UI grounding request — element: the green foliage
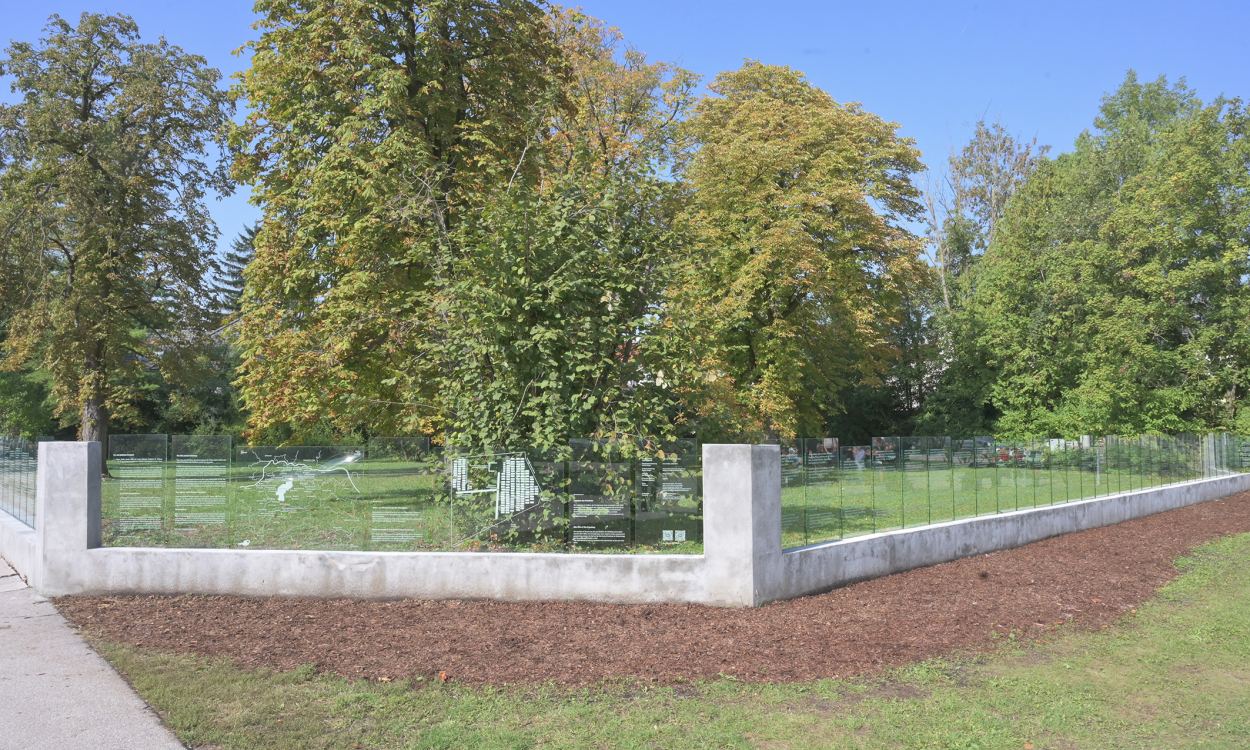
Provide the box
[211,225,256,321]
[233,3,697,451]
[432,10,697,451]
[967,73,1250,437]
[438,173,687,451]
[0,370,55,438]
[0,13,232,445]
[673,62,928,440]
[8,8,1240,445]
[231,0,567,442]
[919,120,1045,437]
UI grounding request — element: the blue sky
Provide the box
[3,0,1249,255]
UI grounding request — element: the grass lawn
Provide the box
[100,445,1215,554]
[781,463,1195,548]
[94,531,1250,749]
[101,452,704,555]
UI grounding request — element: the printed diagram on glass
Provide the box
[238,447,364,513]
[449,452,543,539]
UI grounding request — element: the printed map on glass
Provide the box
[449,452,547,543]
[232,446,365,549]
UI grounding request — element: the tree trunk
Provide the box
[80,393,111,477]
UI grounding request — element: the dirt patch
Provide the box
[57,493,1250,686]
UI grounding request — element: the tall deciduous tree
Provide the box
[673,62,928,440]
[918,121,1045,435]
[927,119,1047,311]
[433,10,698,450]
[231,0,565,439]
[0,13,231,448]
[969,73,1250,436]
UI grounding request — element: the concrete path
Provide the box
[0,562,183,750]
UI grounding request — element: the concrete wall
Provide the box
[0,510,36,582]
[772,471,1250,603]
[22,442,733,605]
[3,441,1248,607]
[59,547,706,603]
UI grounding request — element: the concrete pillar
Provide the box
[702,444,781,606]
[33,442,101,594]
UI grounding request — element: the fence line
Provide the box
[779,433,1249,549]
[101,434,703,553]
[13,441,1250,606]
[95,432,1250,555]
[0,436,38,528]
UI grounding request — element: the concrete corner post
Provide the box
[33,441,101,595]
[702,444,781,606]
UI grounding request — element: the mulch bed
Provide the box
[57,492,1250,686]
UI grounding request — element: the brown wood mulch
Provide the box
[57,492,1250,686]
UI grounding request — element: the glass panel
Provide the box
[900,437,929,527]
[951,438,975,518]
[567,439,632,549]
[802,438,839,544]
[231,445,366,550]
[522,448,569,550]
[929,437,955,524]
[171,435,231,547]
[105,434,168,545]
[361,437,447,551]
[0,436,37,527]
[975,436,994,515]
[1030,439,1043,506]
[1042,438,1056,505]
[1087,436,1100,497]
[839,444,873,537]
[872,437,903,531]
[635,438,702,550]
[779,440,806,547]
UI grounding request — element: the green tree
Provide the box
[211,225,256,320]
[0,13,232,448]
[926,119,1047,311]
[918,121,1046,436]
[969,73,1250,436]
[231,0,565,440]
[433,10,697,450]
[673,62,928,440]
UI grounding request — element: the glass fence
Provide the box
[102,435,702,553]
[98,432,1250,553]
[780,433,1250,549]
[0,436,38,528]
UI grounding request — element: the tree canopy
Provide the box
[3,7,1248,446]
[673,62,928,440]
[0,13,231,445]
[949,74,1250,437]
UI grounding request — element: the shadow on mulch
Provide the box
[57,493,1250,686]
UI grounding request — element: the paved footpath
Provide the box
[0,562,183,750]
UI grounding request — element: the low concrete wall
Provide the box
[61,548,708,603]
[769,471,1250,604]
[4,441,1249,607]
[24,442,725,605]
[0,510,36,582]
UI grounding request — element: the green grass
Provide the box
[101,455,704,555]
[99,449,1213,554]
[95,531,1250,749]
[781,462,1208,549]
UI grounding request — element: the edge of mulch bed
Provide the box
[57,492,1250,686]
